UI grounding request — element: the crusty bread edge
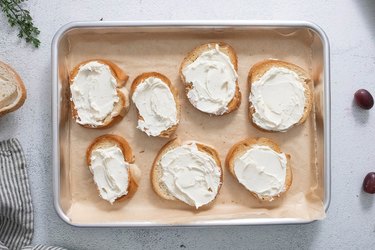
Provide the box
[248,59,313,132]
[130,72,180,138]
[0,61,27,116]
[86,134,138,202]
[69,59,129,129]
[179,42,241,115]
[151,138,223,208]
[225,137,292,201]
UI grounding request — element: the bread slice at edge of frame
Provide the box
[151,138,223,208]
[248,59,313,132]
[0,61,27,116]
[225,137,292,201]
[130,72,180,138]
[86,134,139,203]
[179,42,241,115]
[69,59,130,129]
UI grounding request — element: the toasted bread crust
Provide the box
[69,59,129,128]
[151,138,223,208]
[226,137,292,201]
[130,72,180,138]
[248,59,313,132]
[179,42,241,115]
[0,61,27,116]
[86,134,138,202]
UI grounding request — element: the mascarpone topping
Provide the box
[250,67,306,131]
[89,146,129,204]
[132,77,178,136]
[70,61,119,126]
[159,143,221,208]
[234,145,287,199]
[182,44,238,115]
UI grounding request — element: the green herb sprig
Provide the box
[0,0,40,48]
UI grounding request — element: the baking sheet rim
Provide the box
[51,20,331,227]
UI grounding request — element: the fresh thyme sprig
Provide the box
[0,0,40,48]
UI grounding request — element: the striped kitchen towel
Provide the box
[0,139,65,250]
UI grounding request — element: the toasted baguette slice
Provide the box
[69,59,129,128]
[86,134,139,203]
[248,59,313,132]
[151,138,223,209]
[130,72,180,138]
[226,137,292,201]
[179,42,241,115]
[0,61,26,116]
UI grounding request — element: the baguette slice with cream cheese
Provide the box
[86,134,140,204]
[226,137,292,201]
[0,61,26,116]
[69,59,130,128]
[151,138,223,209]
[179,42,241,115]
[130,72,180,138]
[248,59,313,132]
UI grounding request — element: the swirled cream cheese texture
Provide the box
[132,77,178,136]
[70,61,119,126]
[159,143,221,208]
[234,145,287,199]
[182,44,237,115]
[250,67,306,131]
[89,146,129,204]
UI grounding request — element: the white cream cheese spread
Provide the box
[234,145,287,199]
[182,44,238,115]
[132,77,178,136]
[70,61,119,126]
[89,146,129,204]
[250,67,306,131]
[159,143,221,208]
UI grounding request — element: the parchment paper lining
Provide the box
[58,27,325,224]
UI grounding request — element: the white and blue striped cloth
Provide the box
[0,139,65,250]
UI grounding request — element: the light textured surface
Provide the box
[0,0,374,249]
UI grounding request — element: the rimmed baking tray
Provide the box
[52,21,330,227]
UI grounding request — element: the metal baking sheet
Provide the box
[52,21,331,227]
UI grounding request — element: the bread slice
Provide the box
[179,42,241,115]
[226,137,292,201]
[0,61,26,116]
[130,72,180,138]
[69,59,129,128]
[86,134,139,203]
[248,59,313,132]
[151,138,223,208]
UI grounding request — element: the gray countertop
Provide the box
[0,0,374,249]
